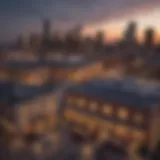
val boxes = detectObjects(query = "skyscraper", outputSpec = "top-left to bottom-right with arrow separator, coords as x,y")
124,22 -> 137,44
43,19 -> 51,40
65,25 -> 83,53
17,35 -> 24,49
42,19 -> 52,50
144,28 -> 155,47
95,30 -> 105,52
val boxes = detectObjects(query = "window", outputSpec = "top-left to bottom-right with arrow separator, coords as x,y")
133,130 -> 145,140
90,102 -> 98,112
118,108 -> 128,120
22,73 -> 46,85
116,125 -> 128,137
134,113 -> 144,124
77,98 -> 86,107
103,105 -> 112,115
0,71 -> 8,80
99,129 -> 110,141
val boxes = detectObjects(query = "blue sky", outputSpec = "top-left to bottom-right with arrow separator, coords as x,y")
0,0 -> 160,42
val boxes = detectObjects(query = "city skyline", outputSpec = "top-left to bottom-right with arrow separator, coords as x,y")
1,0 -> 160,43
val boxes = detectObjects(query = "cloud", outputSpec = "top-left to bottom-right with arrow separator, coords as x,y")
0,0 -> 160,42
1,0 -> 160,22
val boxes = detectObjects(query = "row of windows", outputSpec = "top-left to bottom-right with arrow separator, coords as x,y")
67,97 -> 144,124
65,113 -> 145,141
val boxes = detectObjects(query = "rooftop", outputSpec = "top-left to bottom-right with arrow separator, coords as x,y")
68,78 -> 160,109
0,80 -> 62,106
0,58 -> 89,69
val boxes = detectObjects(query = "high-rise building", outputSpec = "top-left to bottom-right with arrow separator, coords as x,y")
144,28 -> 155,47
29,33 -> 41,50
43,19 -> 51,40
95,30 -> 105,52
65,25 -> 83,53
124,22 -> 137,44
17,35 -> 24,49
42,19 -> 52,50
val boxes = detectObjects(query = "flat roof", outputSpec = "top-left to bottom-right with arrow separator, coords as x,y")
0,59 -> 90,69
0,81 -> 62,106
68,78 -> 160,109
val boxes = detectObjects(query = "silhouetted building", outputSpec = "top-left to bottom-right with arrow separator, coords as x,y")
65,25 -> 83,53
95,31 -> 105,52
16,35 -> 24,49
42,19 -> 52,51
144,28 -> 155,47
124,22 -> 137,44
52,31 -> 63,50
29,33 -> 41,50
83,36 -> 94,53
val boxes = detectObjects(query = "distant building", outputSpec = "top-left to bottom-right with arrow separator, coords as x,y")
83,36 -> 94,54
65,25 -> 83,53
94,31 -> 105,52
43,19 -> 51,40
60,79 -> 160,157
144,28 -> 155,47
29,33 -> 42,50
124,22 -> 137,44
42,19 -> 52,51
16,35 -> 25,49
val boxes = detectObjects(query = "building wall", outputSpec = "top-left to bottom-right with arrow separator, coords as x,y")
61,93 -> 150,151
15,92 -> 58,134
68,62 -> 103,82
0,68 -> 9,81
0,66 -> 73,84
149,106 -> 160,150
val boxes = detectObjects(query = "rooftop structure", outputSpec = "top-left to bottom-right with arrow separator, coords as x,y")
61,78 -> 160,159
68,78 -> 160,108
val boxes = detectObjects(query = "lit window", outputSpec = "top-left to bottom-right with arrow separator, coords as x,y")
0,71 -> 8,80
118,108 -> 128,120
103,105 -> 112,115
99,129 -> 110,141
134,130 -> 145,140
77,98 -> 86,107
90,102 -> 98,112
116,125 -> 128,137
22,73 -> 46,85
134,113 -> 144,124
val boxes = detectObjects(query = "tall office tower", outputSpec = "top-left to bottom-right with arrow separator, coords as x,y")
40,19 -> 52,61
29,33 -> 41,50
95,30 -> 105,52
42,19 -> 52,50
43,19 -> 51,39
144,28 -> 155,47
17,35 -> 24,49
72,25 -> 83,39
65,25 -> 83,53
124,22 -> 137,44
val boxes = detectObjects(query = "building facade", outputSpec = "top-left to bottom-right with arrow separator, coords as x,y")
60,79 -> 160,155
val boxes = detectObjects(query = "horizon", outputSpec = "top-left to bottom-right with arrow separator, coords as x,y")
1,0 -> 160,43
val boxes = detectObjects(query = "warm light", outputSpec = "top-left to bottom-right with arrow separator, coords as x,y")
90,102 -> 98,112
103,105 -> 112,115
134,113 -> 144,124
118,108 -> 128,120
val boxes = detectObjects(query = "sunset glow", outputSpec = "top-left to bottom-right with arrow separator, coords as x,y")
83,8 -> 160,43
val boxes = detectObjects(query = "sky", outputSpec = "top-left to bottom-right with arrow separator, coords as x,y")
0,0 -> 160,43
